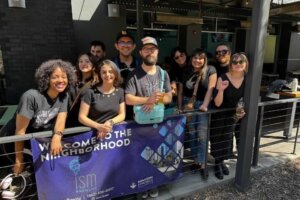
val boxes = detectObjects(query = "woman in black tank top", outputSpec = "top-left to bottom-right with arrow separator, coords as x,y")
211,53 -> 249,180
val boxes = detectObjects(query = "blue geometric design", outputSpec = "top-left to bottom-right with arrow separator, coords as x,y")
165,133 -> 176,146
167,120 -> 172,127
159,126 -> 168,137
157,143 -> 169,159
174,124 -> 184,137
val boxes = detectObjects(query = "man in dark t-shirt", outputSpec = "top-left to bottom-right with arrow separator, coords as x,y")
113,30 -> 140,83
213,44 -> 231,77
113,31 -> 140,120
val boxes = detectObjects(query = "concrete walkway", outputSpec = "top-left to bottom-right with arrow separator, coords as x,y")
155,129 -> 300,200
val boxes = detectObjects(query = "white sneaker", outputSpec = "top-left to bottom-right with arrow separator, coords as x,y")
149,188 -> 159,198
141,191 -> 148,199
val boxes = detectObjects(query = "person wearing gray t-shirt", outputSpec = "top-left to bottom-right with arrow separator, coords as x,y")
124,36 -> 172,199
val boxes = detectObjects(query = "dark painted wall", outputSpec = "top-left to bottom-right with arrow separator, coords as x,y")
73,0 -> 127,59
0,0 -> 76,104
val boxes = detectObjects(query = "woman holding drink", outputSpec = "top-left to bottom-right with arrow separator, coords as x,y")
211,52 -> 248,180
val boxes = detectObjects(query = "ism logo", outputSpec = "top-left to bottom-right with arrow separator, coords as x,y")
69,157 -> 97,193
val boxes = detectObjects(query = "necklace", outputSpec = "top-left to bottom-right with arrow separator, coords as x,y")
97,86 -> 117,98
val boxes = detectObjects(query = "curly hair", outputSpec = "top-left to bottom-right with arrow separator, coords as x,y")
35,59 -> 76,93
96,59 -> 123,87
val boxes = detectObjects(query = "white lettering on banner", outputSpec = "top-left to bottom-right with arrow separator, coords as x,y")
75,173 -> 97,193
38,142 -> 50,151
137,176 -> 154,188
38,128 -> 133,162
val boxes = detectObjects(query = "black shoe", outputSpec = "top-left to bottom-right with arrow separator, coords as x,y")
229,153 -> 238,159
221,162 -> 229,175
199,168 -> 209,180
214,164 -> 224,180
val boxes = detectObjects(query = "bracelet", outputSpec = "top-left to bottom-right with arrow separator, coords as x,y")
54,131 -> 63,137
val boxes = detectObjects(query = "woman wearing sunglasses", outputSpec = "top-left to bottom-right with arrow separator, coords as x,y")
169,47 -> 189,110
211,53 -> 248,180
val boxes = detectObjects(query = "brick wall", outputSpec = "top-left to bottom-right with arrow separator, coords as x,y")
0,0 -> 76,104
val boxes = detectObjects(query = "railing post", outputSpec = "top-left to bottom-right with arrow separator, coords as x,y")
234,0 -> 271,191
284,100 -> 297,138
252,105 -> 264,167
293,100 -> 299,154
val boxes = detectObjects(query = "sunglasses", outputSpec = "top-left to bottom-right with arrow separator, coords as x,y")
215,49 -> 229,56
174,54 -> 185,60
231,60 -> 245,65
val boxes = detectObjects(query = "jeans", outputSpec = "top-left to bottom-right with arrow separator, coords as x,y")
184,97 -> 208,164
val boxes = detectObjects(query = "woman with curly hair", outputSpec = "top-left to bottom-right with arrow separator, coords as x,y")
0,59 -> 75,174
67,53 -> 98,127
79,59 -> 125,139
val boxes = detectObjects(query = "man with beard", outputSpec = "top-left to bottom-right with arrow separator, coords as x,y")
210,44 -> 237,180
124,37 -> 172,198
113,30 -> 140,82
90,40 -> 106,65
214,44 -> 231,77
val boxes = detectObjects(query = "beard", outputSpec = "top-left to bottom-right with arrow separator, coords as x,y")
142,55 -> 157,66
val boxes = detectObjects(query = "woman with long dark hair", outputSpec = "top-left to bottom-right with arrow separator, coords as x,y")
182,48 -> 217,179
67,53 -> 98,127
169,47 -> 188,110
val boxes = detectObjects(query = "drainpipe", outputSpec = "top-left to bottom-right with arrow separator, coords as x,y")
235,0 -> 271,191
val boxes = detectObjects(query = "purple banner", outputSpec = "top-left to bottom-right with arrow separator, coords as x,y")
31,116 -> 186,199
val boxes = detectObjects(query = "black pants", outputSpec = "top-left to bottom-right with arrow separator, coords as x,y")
210,111 -> 240,162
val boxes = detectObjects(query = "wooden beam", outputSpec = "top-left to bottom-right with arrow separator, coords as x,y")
270,2 -> 300,16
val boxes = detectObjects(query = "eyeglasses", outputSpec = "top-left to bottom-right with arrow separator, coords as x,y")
215,49 -> 229,56
174,54 -> 185,60
142,47 -> 157,54
231,60 -> 245,65
118,41 -> 134,47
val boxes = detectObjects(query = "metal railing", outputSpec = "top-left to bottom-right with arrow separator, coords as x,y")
0,98 -> 299,199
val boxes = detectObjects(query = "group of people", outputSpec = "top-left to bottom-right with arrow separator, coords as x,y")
168,44 -> 247,181
0,30 -> 248,198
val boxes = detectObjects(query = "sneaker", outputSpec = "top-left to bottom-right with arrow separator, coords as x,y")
141,191 -> 148,199
149,188 -> 159,198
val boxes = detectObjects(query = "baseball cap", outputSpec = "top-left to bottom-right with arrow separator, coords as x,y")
141,36 -> 158,48
116,30 -> 135,42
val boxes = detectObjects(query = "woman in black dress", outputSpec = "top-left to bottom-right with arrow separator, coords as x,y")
211,53 -> 248,179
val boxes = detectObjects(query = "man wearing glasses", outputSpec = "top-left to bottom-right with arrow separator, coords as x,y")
113,30 -> 140,82
214,44 -> 231,77
125,36 -> 172,198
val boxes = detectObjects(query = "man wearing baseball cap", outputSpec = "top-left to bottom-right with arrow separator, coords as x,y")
125,37 -> 172,198
113,30 -> 140,82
